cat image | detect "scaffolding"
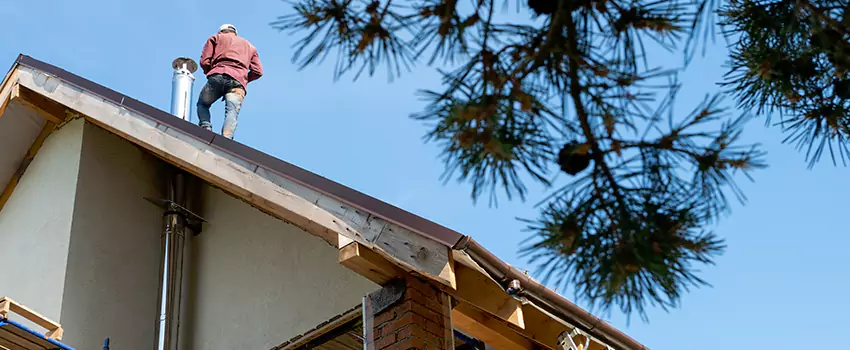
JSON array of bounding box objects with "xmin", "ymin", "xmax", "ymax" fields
[{"xmin": 0, "ymin": 297, "xmax": 74, "ymax": 350}]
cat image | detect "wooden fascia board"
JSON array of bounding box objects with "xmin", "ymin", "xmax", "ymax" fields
[{"xmin": 13, "ymin": 66, "xmax": 457, "ymax": 290}]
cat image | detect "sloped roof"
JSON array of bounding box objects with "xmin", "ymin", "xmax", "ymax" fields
[
  {"xmin": 13, "ymin": 55, "xmax": 463, "ymax": 247},
  {"xmin": 2, "ymin": 55, "xmax": 648, "ymax": 350}
]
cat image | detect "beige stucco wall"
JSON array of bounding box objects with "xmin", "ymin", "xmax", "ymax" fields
[
  {"xmin": 0, "ymin": 119, "xmax": 377, "ymax": 349},
  {"xmin": 58, "ymin": 122, "xmax": 165, "ymax": 349},
  {"xmin": 186, "ymin": 185, "xmax": 378, "ymax": 350},
  {"xmin": 0, "ymin": 118, "xmax": 85, "ymax": 324}
]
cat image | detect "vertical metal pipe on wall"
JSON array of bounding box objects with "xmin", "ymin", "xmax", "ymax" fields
[
  {"xmin": 154, "ymin": 57, "xmax": 199, "ymax": 350},
  {"xmin": 155, "ymin": 173, "xmax": 188, "ymax": 350}
]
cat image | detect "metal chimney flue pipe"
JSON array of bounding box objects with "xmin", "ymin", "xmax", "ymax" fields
[
  {"xmin": 155, "ymin": 172, "xmax": 188, "ymax": 350},
  {"xmin": 170, "ymin": 57, "xmax": 198, "ymax": 120},
  {"xmin": 150, "ymin": 57, "xmax": 204, "ymax": 350}
]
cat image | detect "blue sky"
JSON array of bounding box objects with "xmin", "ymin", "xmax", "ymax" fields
[{"xmin": 3, "ymin": 1, "xmax": 848, "ymax": 349}]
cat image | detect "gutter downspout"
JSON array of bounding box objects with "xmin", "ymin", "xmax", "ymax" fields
[{"xmin": 455, "ymin": 237, "xmax": 648, "ymax": 350}]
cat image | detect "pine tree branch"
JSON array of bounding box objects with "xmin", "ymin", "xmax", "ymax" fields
[{"xmin": 563, "ymin": 9, "xmax": 629, "ymax": 216}]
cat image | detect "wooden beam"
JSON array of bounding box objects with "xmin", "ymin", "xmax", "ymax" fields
[
  {"xmin": 0, "ymin": 297, "xmax": 64, "ymax": 340},
  {"xmin": 497, "ymin": 298, "xmax": 525, "ymax": 329},
  {"xmin": 0, "ymin": 90, "xmax": 11, "ymax": 118},
  {"xmin": 339, "ymin": 242, "xmax": 405, "ymax": 285},
  {"xmin": 10, "ymin": 84, "xmax": 66, "ymax": 124},
  {"xmin": 522, "ymin": 304, "xmax": 579, "ymax": 349},
  {"xmin": 0, "ymin": 71, "xmax": 19, "ymax": 118},
  {"xmin": 372, "ymin": 225, "xmax": 457, "ymax": 289},
  {"xmin": 453, "ymin": 303, "xmax": 540, "ymax": 350},
  {"xmin": 0, "ymin": 121, "xmax": 55, "ymax": 211},
  {"xmin": 453, "ymin": 262, "xmax": 526, "ymax": 326}
]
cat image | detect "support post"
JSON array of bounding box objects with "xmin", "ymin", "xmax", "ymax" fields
[{"xmin": 364, "ymin": 276, "xmax": 454, "ymax": 350}]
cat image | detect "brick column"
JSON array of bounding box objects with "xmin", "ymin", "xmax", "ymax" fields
[{"xmin": 365, "ymin": 276, "xmax": 454, "ymax": 350}]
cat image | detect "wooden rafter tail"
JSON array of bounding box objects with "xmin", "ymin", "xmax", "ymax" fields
[{"xmin": 0, "ymin": 297, "xmax": 64, "ymax": 340}]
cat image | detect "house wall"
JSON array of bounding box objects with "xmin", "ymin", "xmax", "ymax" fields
[
  {"xmin": 58, "ymin": 123, "xmax": 165, "ymax": 349},
  {"xmin": 0, "ymin": 118, "xmax": 84, "ymax": 324},
  {"xmin": 187, "ymin": 185, "xmax": 378, "ymax": 350},
  {"xmin": 0, "ymin": 117, "xmax": 378, "ymax": 349}
]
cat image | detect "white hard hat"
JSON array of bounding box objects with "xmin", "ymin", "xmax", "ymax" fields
[{"xmin": 218, "ymin": 24, "xmax": 238, "ymax": 35}]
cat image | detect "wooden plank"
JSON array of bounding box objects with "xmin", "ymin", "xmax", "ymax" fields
[
  {"xmin": 0, "ymin": 71, "xmax": 19, "ymax": 118},
  {"xmin": 521, "ymin": 304, "xmax": 575, "ymax": 350},
  {"xmin": 339, "ymin": 242, "xmax": 405, "ymax": 285},
  {"xmin": 0, "ymin": 122, "xmax": 55, "ymax": 212},
  {"xmin": 373, "ymin": 225, "xmax": 456, "ymax": 289},
  {"xmin": 0, "ymin": 334, "xmax": 35, "ymax": 350},
  {"xmin": 0, "ymin": 91, "xmax": 11, "ymax": 119},
  {"xmin": 453, "ymin": 263, "xmax": 509, "ymax": 313},
  {"xmin": 497, "ymin": 299, "xmax": 525, "ymax": 329},
  {"xmin": 0, "ymin": 297, "xmax": 63, "ymax": 340},
  {"xmin": 452, "ymin": 303, "xmax": 539, "ymax": 350},
  {"xmin": 10, "ymin": 85, "xmax": 66, "ymax": 124},
  {"xmin": 453, "ymin": 262, "xmax": 528, "ymax": 330}
]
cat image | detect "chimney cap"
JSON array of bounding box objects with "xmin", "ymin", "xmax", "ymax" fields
[{"xmin": 171, "ymin": 57, "xmax": 198, "ymax": 73}]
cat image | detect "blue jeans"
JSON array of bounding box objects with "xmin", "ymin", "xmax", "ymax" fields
[{"xmin": 197, "ymin": 74, "xmax": 244, "ymax": 139}]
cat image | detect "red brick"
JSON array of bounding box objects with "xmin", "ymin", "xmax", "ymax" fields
[
  {"xmin": 368, "ymin": 277, "xmax": 451, "ymax": 350},
  {"xmin": 374, "ymin": 309, "xmax": 398, "ymax": 326},
  {"xmin": 395, "ymin": 325, "xmax": 445, "ymax": 350},
  {"xmin": 375, "ymin": 333, "xmax": 397, "ymax": 350},
  {"xmin": 378, "ymin": 320, "xmax": 402, "ymax": 335},
  {"xmin": 396, "ymin": 312, "xmax": 444, "ymax": 337},
  {"xmin": 404, "ymin": 288, "xmax": 444, "ymax": 313},
  {"xmin": 389, "ymin": 336, "xmax": 430, "ymax": 350},
  {"xmin": 396, "ymin": 300, "xmax": 443, "ymax": 324},
  {"xmin": 374, "ymin": 323, "xmax": 388, "ymax": 339},
  {"xmin": 423, "ymin": 319, "xmax": 445, "ymax": 337},
  {"xmin": 404, "ymin": 276, "xmax": 438, "ymax": 298}
]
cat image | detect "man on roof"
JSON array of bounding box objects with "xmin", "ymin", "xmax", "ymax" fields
[{"xmin": 197, "ymin": 24, "xmax": 264, "ymax": 140}]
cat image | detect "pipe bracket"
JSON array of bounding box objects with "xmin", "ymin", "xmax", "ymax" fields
[{"xmin": 144, "ymin": 197, "xmax": 206, "ymax": 235}]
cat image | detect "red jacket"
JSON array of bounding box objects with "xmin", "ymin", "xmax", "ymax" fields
[{"xmin": 200, "ymin": 33, "xmax": 263, "ymax": 91}]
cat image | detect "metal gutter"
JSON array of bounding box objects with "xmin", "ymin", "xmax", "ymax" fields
[{"xmin": 455, "ymin": 237, "xmax": 649, "ymax": 350}]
